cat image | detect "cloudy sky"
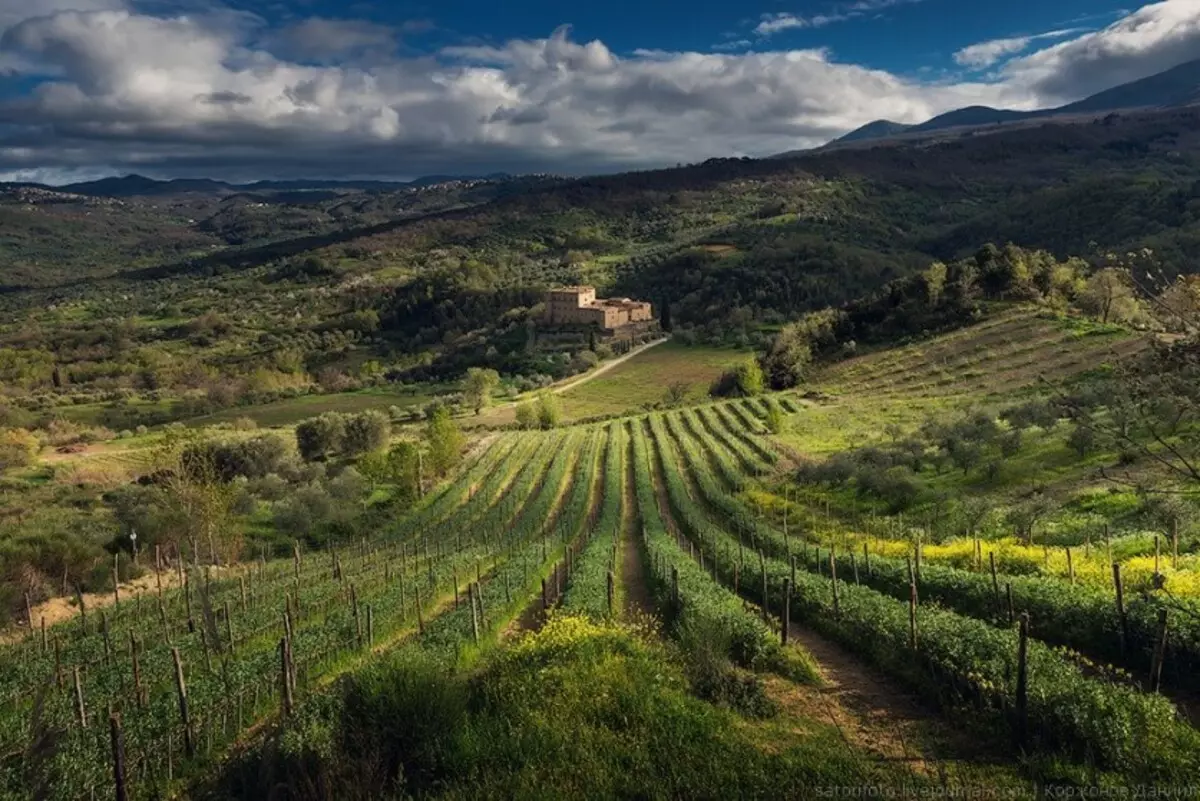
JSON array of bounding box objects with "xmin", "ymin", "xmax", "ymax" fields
[{"xmin": 0, "ymin": 0, "xmax": 1198, "ymax": 183}]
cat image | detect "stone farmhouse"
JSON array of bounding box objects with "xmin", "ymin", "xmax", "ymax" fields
[{"xmin": 543, "ymin": 286, "xmax": 653, "ymax": 331}]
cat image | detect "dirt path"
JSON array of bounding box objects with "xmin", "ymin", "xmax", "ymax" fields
[
  {"xmin": 643, "ymin": 418, "xmax": 1001, "ymax": 778},
  {"xmin": 620, "ymin": 430, "xmax": 656, "ymax": 620},
  {"xmin": 1, "ymin": 568, "xmax": 185, "ymax": 644},
  {"xmin": 777, "ymin": 624, "xmax": 942, "ymax": 771}
]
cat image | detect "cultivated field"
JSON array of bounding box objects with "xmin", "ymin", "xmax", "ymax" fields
[{"xmin": 4, "ymin": 308, "xmax": 1198, "ymax": 800}]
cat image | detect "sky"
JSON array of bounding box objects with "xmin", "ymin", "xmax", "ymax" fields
[{"xmin": 0, "ymin": 0, "xmax": 1199, "ymax": 183}]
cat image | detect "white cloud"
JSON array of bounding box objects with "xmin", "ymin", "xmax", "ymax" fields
[
  {"xmin": 265, "ymin": 17, "xmax": 399, "ymax": 63},
  {"xmin": 1001, "ymin": 0, "xmax": 1200, "ymax": 104},
  {"xmin": 754, "ymin": 14, "xmax": 812, "ymax": 36},
  {"xmin": 0, "ymin": 1, "xmax": 1197, "ymax": 179},
  {"xmin": 954, "ymin": 29, "xmax": 1085, "ymax": 69},
  {"xmin": 754, "ymin": 0, "xmax": 927, "ymax": 37}
]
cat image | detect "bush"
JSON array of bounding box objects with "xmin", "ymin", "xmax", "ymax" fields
[
  {"xmin": 514, "ymin": 402, "xmax": 536, "ymax": 430},
  {"xmin": 296, "ymin": 413, "xmax": 346, "ymax": 461},
  {"xmin": 343, "ymin": 410, "xmax": 390, "ymax": 456},
  {"xmin": 0, "ymin": 428, "xmax": 39, "ymax": 470},
  {"xmin": 536, "ymin": 393, "xmax": 562, "ymax": 430}
]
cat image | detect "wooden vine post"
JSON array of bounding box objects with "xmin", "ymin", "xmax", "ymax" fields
[
  {"xmin": 1113, "ymin": 562, "xmax": 1129, "ymax": 656},
  {"xmin": 72, "ymin": 667, "xmax": 88, "ymax": 728},
  {"xmin": 279, "ymin": 638, "xmax": 294, "ymax": 716},
  {"xmin": 989, "ymin": 552, "xmax": 1000, "ymax": 615},
  {"xmin": 829, "ymin": 551, "xmax": 840, "ymax": 618},
  {"xmin": 110, "ymin": 711, "xmax": 128, "ymax": 801},
  {"xmin": 606, "ymin": 570, "xmax": 615, "ymax": 616},
  {"xmin": 1150, "ymin": 609, "xmax": 1169, "ymax": 694},
  {"xmin": 1015, "ymin": 613, "xmax": 1030, "ymax": 748},
  {"xmin": 671, "ymin": 566, "xmax": 680, "ymax": 609},
  {"xmin": 1066, "ymin": 547, "xmax": 1074, "ymax": 586},
  {"xmin": 130, "ymin": 632, "xmax": 144, "ymax": 708},
  {"xmin": 761, "ymin": 552, "xmax": 770, "ymax": 623},
  {"xmin": 171, "ymin": 647, "xmax": 194, "ymax": 757},
  {"xmin": 224, "ymin": 601, "xmax": 235, "ymax": 656},
  {"xmin": 781, "ymin": 578, "xmax": 791, "ymax": 646},
  {"xmin": 469, "ymin": 584, "xmax": 479, "ymax": 644},
  {"xmin": 1154, "ymin": 535, "xmax": 1162, "ymax": 583},
  {"xmin": 908, "ymin": 578, "xmax": 918, "ymax": 650}
]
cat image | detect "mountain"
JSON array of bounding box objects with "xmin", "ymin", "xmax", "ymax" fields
[
  {"xmin": 835, "ymin": 120, "xmax": 911, "ymax": 143},
  {"xmin": 907, "ymin": 105, "xmax": 1032, "ymax": 133},
  {"xmin": 60, "ymin": 175, "xmax": 231, "ymax": 196},
  {"xmin": 1055, "ymin": 57, "xmax": 1200, "ymax": 114},
  {"xmin": 48, "ymin": 173, "xmax": 527, "ymax": 198},
  {"xmin": 825, "ymin": 57, "xmax": 1200, "ymax": 148}
]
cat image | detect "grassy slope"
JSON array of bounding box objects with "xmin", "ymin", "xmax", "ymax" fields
[
  {"xmin": 780, "ymin": 306, "xmax": 1145, "ymax": 457},
  {"xmin": 557, "ymin": 341, "xmax": 749, "ymax": 419}
]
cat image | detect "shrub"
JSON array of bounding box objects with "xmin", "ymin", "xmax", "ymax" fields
[
  {"xmin": 536, "ymin": 393, "xmax": 562, "ymax": 430},
  {"xmin": 514, "ymin": 402, "xmax": 536, "ymax": 430},
  {"xmin": 0, "ymin": 428, "xmax": 39, "ymax": 470},
  {"xmin": 296, "ymin": 413, "xmax": 346, "ymax": 461},
  {"xmin": 343, "ymin": 410, "xmax": 390, "ymax": 456}
]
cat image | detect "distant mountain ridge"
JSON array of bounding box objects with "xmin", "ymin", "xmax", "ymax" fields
[
  {"xmin": 829, "ymin": 57, "xmax": 1200, "ymax": 147},
  {"xmin": 1, "ymin": 173, "xmax": 537, "ymax": 198}
]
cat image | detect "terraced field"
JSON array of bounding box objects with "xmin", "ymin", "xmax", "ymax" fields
[{"xmin": 816, "ymin": 308, "xmax": 1146, "ymax": 401}]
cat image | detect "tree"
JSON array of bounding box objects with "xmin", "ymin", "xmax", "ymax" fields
[
  {"xmin": 386, "ymin": 441, "xmax": 422, "ymax": 503},
  {"xmin": 765, "ymin": 401, "xmax": 785, "ymax": 434},
  {"xmin": 734, "ymin": 358, "xmax": 764, "ymax": 397},
  {"xmin": 343, "ymin": 410, "xmax": 390, "ymax": 456},
  {"xmin": 463, "ymin": 368, "xmax": 501, "ymax": 415},
  {"xmin": 426, "ymin": 407, "xmax": 465, "ymax": 476},
  {"xmin": 296, "ymin": 413, "xmax": 345, "ymax": 462},
  {"xmin": 536, "ymin": 393, "xmax": 562, "ymax": 430},
  {"xmin": 514, "ymin": 402, "xmax": 537, "ymax": 430},
  {"xmin": 663, "ymin": 381, "xmax": 691, "ymax": 406},
  {"xmin": 761, "ymin": 309, "xmax": 843, "ymax": 390},
  {"xmin": 1080, "ymin": 268, "xmax": 1138, "ymax": 324},
  {"xmin": 1067, "ymin": 422, "xmax": 1096, "ymax": 458},
  {"xmin": 157, "ymin": 431, "xmax": 238, "ymax": 566},
  {"xmin": 0, "ymin": 428, "xmax": 38, "ymax": 471},
  {"xmin": 1007, "ymin": 495, "xmax": 1056, "ymax": 545},
  {"xmin": 924, "ymin": 261, "xmax": 948, "ymax": 306},
  {"xmin": 357, "ymin": 448, "xmax": 392, "ymax": 493},
  {"xmin": 1157, "ymin": 275, "xmax": 1200, "ymax": 334}
]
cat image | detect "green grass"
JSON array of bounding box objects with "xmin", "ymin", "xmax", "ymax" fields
[
  {"xmin": 212, "ymin": 616, "xmax": 925, "ymax": 800},
  {"xmin": 558, "ymin": 341, "xmax": 750, "ymax": 420}
]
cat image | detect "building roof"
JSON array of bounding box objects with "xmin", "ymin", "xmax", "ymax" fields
[{"xmin": 550, "ymin": 285, "xmax": 595, "ymax": 293}]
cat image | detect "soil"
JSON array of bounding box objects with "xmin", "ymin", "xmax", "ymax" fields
[
  {"xmin": 621, "ymin": 436, "xmax": 656, "ymax": 620},
  {"xmin": 1, "ymin": 568, "xmax": 184, "ymax": 644}
]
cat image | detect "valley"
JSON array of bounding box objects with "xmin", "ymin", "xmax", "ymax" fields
[{"xmin": 3, "ymin": 56, "xmax": 1200, "ymax": 801}]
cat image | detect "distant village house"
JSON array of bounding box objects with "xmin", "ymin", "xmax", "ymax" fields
[{"xmin": 543, "ymin": 286, "xmax": 653, "ymax": 331}]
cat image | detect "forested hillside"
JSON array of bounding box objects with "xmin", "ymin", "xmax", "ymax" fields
[{"xmin": 1, "ymin": 106, "xmax": 1200, "ymax": 430}]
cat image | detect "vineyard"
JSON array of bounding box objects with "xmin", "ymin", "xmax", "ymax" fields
[{"xmin": 5, "ymin": 341, "xmax": 1200, "ymax": 797}]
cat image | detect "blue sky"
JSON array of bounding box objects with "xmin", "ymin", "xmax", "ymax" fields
[
  {"xmin": 210, "ymin": 0, "xmax": 1128, "ymax": 77},
  {"xmin": 0, "ymin": 0, "xmax": 1195, "ymax": 181}
]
